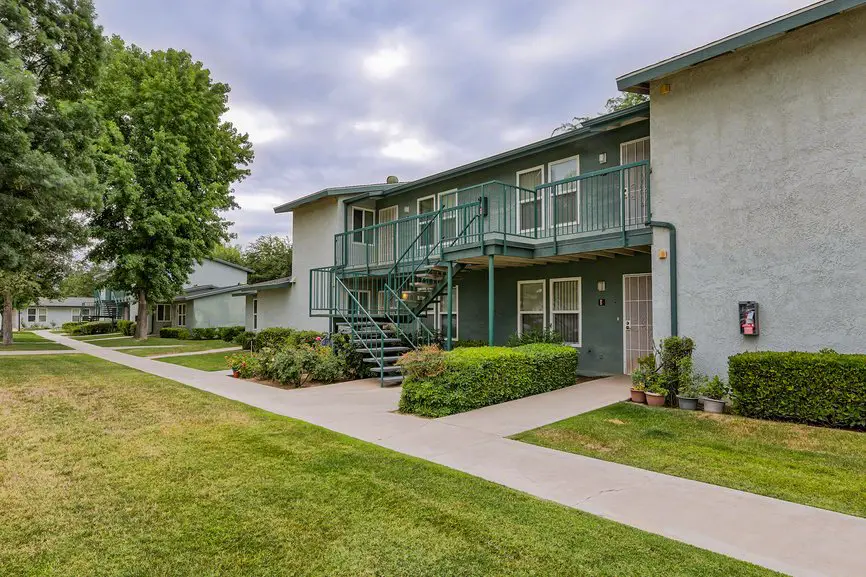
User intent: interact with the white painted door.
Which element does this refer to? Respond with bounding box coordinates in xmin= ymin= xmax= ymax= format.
xmin=620 ymin=137 xmax=650 ymax=227
xmin=377 ymin=206 xmax=398 ymax=264
xmin=623 ymin=273 xmax=653 ymax=374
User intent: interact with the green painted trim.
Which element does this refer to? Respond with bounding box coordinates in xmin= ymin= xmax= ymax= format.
xmin=446 ymin=262 xmax=454 ymax=351
xmin=381 ymin=104 xmax=649 ymax=197
xmin=617 ymin=0 xmax=866 ymax=93
xmin=648 ymin=221 xmax=677 ymax=337
xmin=488 ymin=255 xmax=495 ymax=346
xmin=273 ymin=183 xmax=403 ymax=214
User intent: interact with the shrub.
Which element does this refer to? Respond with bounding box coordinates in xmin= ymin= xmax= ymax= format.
xmin=505 ymin=328 xmax=564 ymax=347
xmin=451 ymin=339 xmax=487 ymax=349
xmin=331 ymin=332 xmax=369 ymax=379
xmin=218 ymin=326 xmax=245 ymax=343
xmin=159 ymin=327 xmax=182 ymax=338
xmin=729 ymin=351 xmax=866 ymax=429
xmin=69 ymin=321 xmax=115 ymax=335
xmin=233 ymin=331 xmax=257 ymax=349
xmin=703 ymin=376 xmax=728 ymax=401
xmin=270 ymin=349 xmax=302 ymax=386
xmin=676 ymin=356 xmax=707 ymax=398
xmin=254 ymin=327 xmax=296 ymax=350
xmin=62 ymin=321 xmax=87 ymax=333
xmin=658 ymin=336 xmax=695 ymax=400
xmin=399 ymin=344 xmax=578 ymax=417
xmin=116 ymin=320 xmax=137 ymax=336
xmin=307 ymin=345 xmax=346 ymax=383
xmin=188 ymin=327 xmax=218 ymax=340
xmin=287 ymin=330 xmax=325 ymax=347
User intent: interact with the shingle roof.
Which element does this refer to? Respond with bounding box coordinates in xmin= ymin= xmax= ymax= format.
xmin=273 ymin=183 xmax=405 ymax=214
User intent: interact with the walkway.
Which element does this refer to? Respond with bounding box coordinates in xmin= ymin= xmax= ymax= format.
xmin=35 ymin=330 xmax=866 ymax=577
xmin=149 ymin=346 xmax=240 ymax=359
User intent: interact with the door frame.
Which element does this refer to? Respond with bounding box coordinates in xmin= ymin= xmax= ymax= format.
xmin=377 ymin=205 xmax=399 ymax=263
xmin=622 ymin=273 xmax=653 ymax=374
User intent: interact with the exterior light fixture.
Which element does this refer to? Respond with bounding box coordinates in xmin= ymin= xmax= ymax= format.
xmin=598 ymin=152 xmax=607 ymax=164
xmin=597 ymin=281 xmax=606 ymax=292
xmin=660 ymin=83 xmax=671 ymax=95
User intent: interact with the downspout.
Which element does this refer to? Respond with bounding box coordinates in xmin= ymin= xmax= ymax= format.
xmin=647 ymin=220 xmax=677 ymax=337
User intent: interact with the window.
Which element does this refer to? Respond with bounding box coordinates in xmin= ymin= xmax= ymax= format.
xmin=351 ymin=207 xmax=374 ymax=244
xmin=417 ymin=195 xmax=437 ymax=247
xmin=156 ymin=304 xmax=171 ymax=322
xmin=27 ymin=308 xmax=37 ymax=323
xmin=72 ymin=308 xmax=90 ymax=323
xmin=176 ymin=304 xmax=187 ymax=327
xmin=517 ymin=280 xmax=545 ymax=335
xmin=438 ymin=190 xmax=458 ymax=241
xmin=253 ymin=298 xmax=258 ymax=330
xmin=550 ymin=277 xmax=582 ymax=345
xmin=548 ymin=156 xmax=579 ymax=228
xmin=516 ymin=166 xmax=544 ymax=233
xmin=435 ymin=286 xmax=459 ymax=340
xmin=38 ymin=308 xmax=47 ymax=323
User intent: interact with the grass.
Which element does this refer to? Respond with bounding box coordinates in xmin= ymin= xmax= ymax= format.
xmin=515 ymin=402 xmax=866 ymax=518
xmin=157 ymin=350 xmax=245 ymax=371
xmin=0 ymin=355 xmax=776 ymax=577
xmin=0 ymin=332 xmax=71 ymax=351
xmin=70 ymin=332 xmax=123 ymax=340
xmin=89 ymin=337 xmax=235 ymax=357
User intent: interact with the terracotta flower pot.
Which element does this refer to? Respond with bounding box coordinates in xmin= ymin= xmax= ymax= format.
xmin=645 ymin=392 xmax=665 ymax=406
xmin=630 ymin=388 xmax=646 ymax=404
xmin=233 ymin=369 xmax=240 ymax=378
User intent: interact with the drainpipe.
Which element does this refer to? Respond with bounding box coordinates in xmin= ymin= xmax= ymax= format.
xmin=647 ymin=220 xmax=678 ymax=337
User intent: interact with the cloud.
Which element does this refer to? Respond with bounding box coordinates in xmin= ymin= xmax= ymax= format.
xmin=94 ymin=0 xmax=813 ymax=246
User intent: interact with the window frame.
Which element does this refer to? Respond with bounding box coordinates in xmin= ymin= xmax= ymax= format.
xmin=437 ymin=189 xmax=459 ymax=242
xmin=434 ymin=285 xmax=459 ymax=341
xmin=156 ymin=304 xmax=171 ymax=323
xmin=72 ymin=307 xmax=90 ymax=323
xmin=176 ymin=303 xmax=187 ymax=327
xmin=351 ymin=206 xmax=375 ymax=246
xmin=253 ymin=298 xmax=258 ymax=330
xmin=516 ymin=279 xmax=546 ymax=336
xmin=27 ymin=307 xmax=37 ymax=323
xmin=516 ymin=165 xmax=545 ymax=234
xmin=549 ymin=276 xmax=582 ymax=346
xmin=547 ymin=155 xmax=580 ymax=229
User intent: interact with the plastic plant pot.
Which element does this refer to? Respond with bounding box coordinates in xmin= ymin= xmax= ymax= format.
xmin=677 ymin=396 xmax=699 ymax=410
xmin=703 ymin=398 xmax=725 ymax=414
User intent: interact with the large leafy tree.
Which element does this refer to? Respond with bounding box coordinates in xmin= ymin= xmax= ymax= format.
xmin=60 ymin=260 xmax=107 ymax=297
xmin=244 ymin=235 xmax=292 ymax=284
xmin=0 ymin=0 xmax=104 ymax=345
xmin=211 ymin=243 xmax=245 ymax=266
xmin=90 ymin=39 xmax=253 ymax=339
xmin=553 ymin=92 xmax=649 ymax=135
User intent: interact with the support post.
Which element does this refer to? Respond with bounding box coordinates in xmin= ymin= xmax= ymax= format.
xmin=488 ymin=254 xmax=495 ymax=346
xmin=446 ymin=261 xmax=454 ymax=351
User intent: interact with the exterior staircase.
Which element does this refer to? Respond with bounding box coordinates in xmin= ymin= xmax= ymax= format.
xmin=337 ymin=319 xmax=410 ymax=386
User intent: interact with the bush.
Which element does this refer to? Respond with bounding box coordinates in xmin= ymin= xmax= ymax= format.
xmin=218 ymin=326 xmax=245 ymax=343
xmin=729 ymin=351 xmax=866 ymax=429
xmin=399 ymin=344 xmax=579 ymax=417
xmin=254 ymin=327 xmax=296 ymax=350
xmin=116 ymin=320 xmax=137 ymax=336
xmin=62 ymin=321 xmax=87 ymax=333
xmin=307 ymin=345 xmax=346 ymax=383
xmin=287 ymin=330 xmax=325 ymax=347
xmin=451 ymin=339 xmax=487 ymax=349
xmin=331 ymin=332 xmax=369 ymax=379
xmin=659 ymin=336 xmax=695 ymax=401
xmin=68 ymin=321 xmax=115 ymax=335
xmin=188 ymin=327 xmax=218 ymax=340
xmin=233 ymin=331 xmax=257 ymax=349
xmin=270 ymin=349 xmax=302 ymax=386
xmin=505 ymin=328 xmax=564 ymax=347
xmin=159 ymin=327 xmax=190 ymax=339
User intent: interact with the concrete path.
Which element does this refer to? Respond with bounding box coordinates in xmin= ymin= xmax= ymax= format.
xmin=34 ymin=330 xmax=866 ymax=577
xmin=150 ymin=346 xmax=241 ymax=359
xmin=106 ymin=345 xmax=181 ymax=350
xmin=0 ymin=349 xmax=79 ymax=356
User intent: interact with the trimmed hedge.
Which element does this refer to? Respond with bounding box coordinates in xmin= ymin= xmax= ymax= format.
xmin=218 ymin=326 xmax=245 ymax=343
xmin=62 ymin=321 xmax=87 ymax=333
xmin=399 ymin=344 xmax=579 ymax=417
xmin=159 ymin=327 xmax=189 ymax=339
xmin=68 ymin=321 xmax=115 ymax=335
xmin=729 ymin=351 xmax=866 ymax=429
xmin=116 ymin=320 xmax=136 ymax=336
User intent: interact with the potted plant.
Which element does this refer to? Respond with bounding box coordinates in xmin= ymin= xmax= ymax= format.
xmin=630 ymin=369 xmax=647 ymax=403
xmin=644 ymin=378 xmax=667 ymax=406
xmin=702 ymin=376 xmax=728 ymax=414
xmin=676 ymin=356 xmax=704 ymax=411
xmin=225 ymin=353 xmax=246 ymax=378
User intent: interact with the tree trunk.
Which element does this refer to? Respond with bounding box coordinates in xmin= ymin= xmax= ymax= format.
xmin=2 ymin=292 xmax=12 ymax=346
xmin=135 ymin=289 xmax=148 ymax=340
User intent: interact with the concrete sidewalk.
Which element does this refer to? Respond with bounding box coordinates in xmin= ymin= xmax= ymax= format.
xmin=35 ymin=330 xmax=866 ymax=577
xmin=150 ymin=346 xmax=241 ymax=359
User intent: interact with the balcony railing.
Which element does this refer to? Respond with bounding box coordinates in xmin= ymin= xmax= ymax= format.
xmin=333 ymin=160 xmax=650 ymax=270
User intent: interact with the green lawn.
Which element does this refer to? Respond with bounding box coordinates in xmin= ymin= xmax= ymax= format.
xmin=89 ymin=337 xmax=235 ymax=357
xmin=515 ymin=402 xmax=866 ymax=518
xmin=0 ymin=332 xmax=71 ymax=351
xmin=0 ymin=355 xmax=775 ymax=576
xmin=157 ymin=350 xmax=244 ymax=370
xmin=71 ymin=332 xmax=123 ymax=340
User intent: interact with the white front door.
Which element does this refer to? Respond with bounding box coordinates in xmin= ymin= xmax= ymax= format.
xmin=623 ymin=273 xmax=653 ymax=374
xmin=377 ymin=206 xmax=398 ymax=264
xmin=620 ymin=137 xmax=650 ymax=227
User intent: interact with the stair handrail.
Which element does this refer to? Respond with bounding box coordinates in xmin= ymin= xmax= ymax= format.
xmin=333 ymin=274 xmax=390 ymax=385
xmin=382 ymin=284 xmax=435 ymax=349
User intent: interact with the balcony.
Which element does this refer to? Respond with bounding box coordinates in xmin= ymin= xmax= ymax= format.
xmin=334 ymin=160 xmax=650 ymax=271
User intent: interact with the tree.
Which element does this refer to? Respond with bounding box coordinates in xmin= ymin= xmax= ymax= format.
xmin=0 ymin=0 xmax=105 ymax=345
xmin=211 ymin=243 xmax=245 ymax=266
xmin=553 ymin=92 xmax=649 ymax=135
xmin=89 ymin=39 xmax=253 ymax=339
xmin=244 ymin=236 xmax=292 ymax=284
xmin=60 ymin=261 xmax=107 ymax=297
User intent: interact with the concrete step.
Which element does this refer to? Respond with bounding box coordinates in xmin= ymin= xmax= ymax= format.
xmin=363 ymin=355 xmax=403 ymax=364
xmin=352 ymin=337 xmax=403 ymax=345
xmin=370 ymin=365 xmax=402 ymax=374
xmin=381 ymin=375 xmax=404 ymax=387
xmin=355 ymin=346 xmax=410 ymax=354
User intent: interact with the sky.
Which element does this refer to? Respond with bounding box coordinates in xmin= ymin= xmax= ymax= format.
xmin=94 ymin=0 xmax=811 ymax=248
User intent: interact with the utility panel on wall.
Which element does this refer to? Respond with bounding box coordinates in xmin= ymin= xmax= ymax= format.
xmin=739 ymin=301 xmax=759 ymax=336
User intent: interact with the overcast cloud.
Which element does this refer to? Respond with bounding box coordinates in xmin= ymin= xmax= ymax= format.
xmin=95 ymin=0 xmax=810 ymax=247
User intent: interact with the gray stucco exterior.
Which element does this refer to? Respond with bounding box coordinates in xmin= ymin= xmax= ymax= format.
xmin=649 ymin=5 xmax=866 ymax=375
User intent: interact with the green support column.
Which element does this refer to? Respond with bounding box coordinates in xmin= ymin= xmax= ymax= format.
xmin=488 ymin=254 xmax=495 ymax=346
xmin=446 ymin=262 xmax=453 ymax=351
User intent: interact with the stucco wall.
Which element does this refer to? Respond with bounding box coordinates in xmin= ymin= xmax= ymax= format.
xmin=186 ymin=259 xmax=248 ymax=289
xmin=287 ymin=198 xmax=340 ymax=331
xmin=191 ymin=293 xmax=246 ymax=328
xmin=649 ymin=6 xmax=866 ymax=375
xmin=17 ymin=305 xmax=93 ymax=329
xmin=245 ymin=288 xmax=293 ymax=331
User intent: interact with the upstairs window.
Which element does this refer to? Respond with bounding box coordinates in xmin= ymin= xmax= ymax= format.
xmin=352 ymin=207 xmax=374 ymax=244
xmin=548 ymin=156 xmax=579 ymax=229
xmin=517 ymin=166 xmax=544 ymax=233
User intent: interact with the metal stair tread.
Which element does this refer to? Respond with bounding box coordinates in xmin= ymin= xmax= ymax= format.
xmin=362 ymin=355 xmax=403 ymax=363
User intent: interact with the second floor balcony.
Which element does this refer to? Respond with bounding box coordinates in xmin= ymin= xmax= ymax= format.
xmin=334 ymin=160 xmax=650 ymax=271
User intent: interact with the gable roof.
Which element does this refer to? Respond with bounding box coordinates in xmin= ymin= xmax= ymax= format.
xmin=231 ymin=276 xmax=294 ymax=296
xmin=33 ymin=297 xmax=96 ymax=308
xmin=207 ymin=257 xmax=254 ymax=273
xmin=617 ymin=0 xmax=866 ymax=94
xmin=273 ymin=183 xmax=405 ymax=214
xmin=379 ymin=102 xmax=649 ymax=197
xmin=174 ymin=284 xmax=248 ymax=302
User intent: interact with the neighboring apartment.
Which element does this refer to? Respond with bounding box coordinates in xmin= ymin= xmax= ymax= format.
xmin=276 ymin=0 xmax=866 ymax=382
xmin=5 ymin=297 xmax=96 ymax=331
xmin=97 ymin=258 xmax=252 ymax=334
